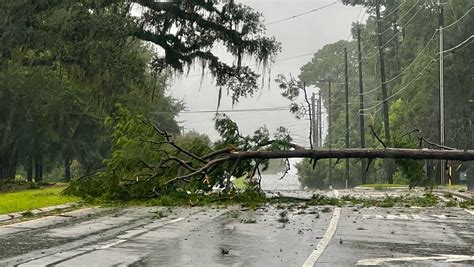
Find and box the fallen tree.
[66,110,474,200]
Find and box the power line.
[443,6,473,30]
[358,29,438,96]
[359,0,418,44]
[360,57,435,112]
[265,1,339,26]
[441,34,474,54]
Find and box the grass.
[0,186,79,215]
[437,184,467,191]
[341,193,439,208]
[359,184,408,189]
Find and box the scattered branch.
[278,158,291,180]
[369,125,387,148]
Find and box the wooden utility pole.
[344,48,350,189]
[375,0,393,184]
[357,23,367,184]
[311,93,318,148]
[327,80,333,184]
[438,0,446,185]
[318,90,323,147]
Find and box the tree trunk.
[64,157,72,182]
[226,148,474,162]
[27,156,33,182]
[0,144,17,180]
[34,157,43,183]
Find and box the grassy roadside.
[358,184,408,189]
[0,186,80,215]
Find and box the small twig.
[76,169,106,181]
[139,160,156,170]
[165,157,229,185]
[368,125,387,148]
[140,138,207,164]
[157,157,198,172]
[202,147,235,160]
[420,137,455,150]
[312,158,318,170]
[279,158,291,180]
[225,159,240,191]
[400,129,420,139]
[365,158,373,173]
[333,158,341,168]
[256,163,263,189]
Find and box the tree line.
[296,0,473,188]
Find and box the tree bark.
[225,148,474,162]
[64,157,72,182]
[27,156,33,182]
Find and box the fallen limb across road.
[226,148,474,161]
[166,148,474,185]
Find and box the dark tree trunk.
[27,156,33,182]
[0,144,18,180]
[64,157,72,182]
[34,157,43,183]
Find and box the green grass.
[359,184,408,189]
[437,184,467,191]
[0,186,79,215]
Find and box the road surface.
[0,190,473,266]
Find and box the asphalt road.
[0,190,473,266]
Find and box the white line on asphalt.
[302,190,341,267]
[356,254,474,265]
[464,209,474,215]
[97,217,184,250]
[16,217,186,266]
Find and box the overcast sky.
[169,0,364,146]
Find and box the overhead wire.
[441,34,474,54]
[359,0,420,45]
[358,28,438,96]
[360,56,435,112]
[265,1,339,26]
[443,6,474,30]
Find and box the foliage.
[296,0,473,187]
[132,0,281,104]
[1,0,279,193]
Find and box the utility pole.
[357,23,367,184]
[344,47,350,189]
[438,0,445,185]
[311,93,318,148]
[327,80,333,184]
[375,0,393,184]
[318,89,323,147]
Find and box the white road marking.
[17,217,185,266]
[362,213,455,221]
[356,254,474,265]
[302,190,341,267]
[464,209,474,215]
[96,217,184,250]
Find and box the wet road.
[0,191,473,266]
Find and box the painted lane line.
[302,190,341,267]
[464,209,474,216]
[356,254,474,265]
[16,217,185,266]
[96,217,184,250]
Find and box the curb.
[0,203,77,223]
